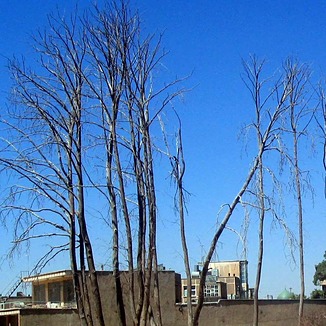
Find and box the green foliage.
[292,293,307,300]
[313,251,326,286]
[310,289,325,299]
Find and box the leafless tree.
[242,58,269,326]
[85,4,184,325]
[0,14,104,326]
[316,87,326,198]
[0,1,184,326]
[162,114,193,326]
[241,57,292,326]
[283,59,314,324]
[190,56,296,326]
[240,58,314,326]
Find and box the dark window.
[34,284,46,304]
[240,262,248,284]
[63,280,75,303]
[183,285,196,297]
[204,285,219,297]
[48,282,61,303]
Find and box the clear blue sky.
[1,0,326,299]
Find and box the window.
[183,285,196,297]
[34,283,46,304]
[240,262,248,284]
[204,285,219,297]
[183,286,187,297]
[63,280,75,304]
[48,282,61,303]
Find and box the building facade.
[181,260,249,303]
[23,270,75,308]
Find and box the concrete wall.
[2,271,326,325]
[96,270,181,325]
[19,309,78,326]
[175,300,326,326]
[0,309,78,326]
[2,300,326,326]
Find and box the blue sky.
[1,0,326,299]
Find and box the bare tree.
[0,10,104,325]
[316,86,326,197]
[283,59,313,324]
[242,57,289,325]
[83,4,184,325]
[0,1,184,326]
[241,57,291,326]
[159,55,297,326]
[242,58,269,326]
[239,57,314,326]
[190,56,295,326]
[2,2,318,326]
[162,114,193,326]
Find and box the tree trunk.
[253,162,265,326]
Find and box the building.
[2,267,326,325]
[209,260,249,299]
[181,260,249,303]
[320,280,326,294]
[0,271,76,326]
[0,269,181,326]
[0,293,32,311]
[181,277,227,303]
[23,270,75,308]
[277,289,295,300]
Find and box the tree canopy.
[313,252,326,286]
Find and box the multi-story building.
[181,260,249,303]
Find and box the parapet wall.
[3,300,326,326]
[2,270,326,326]
[174,300,326,326]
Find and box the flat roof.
[0,309,20,316]
[23,270,72,283]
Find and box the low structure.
[23,270,75,308]
[0,294,32,311]
[0,269,181,326]
[0,271,76,326]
